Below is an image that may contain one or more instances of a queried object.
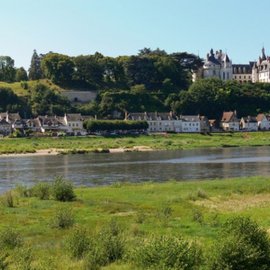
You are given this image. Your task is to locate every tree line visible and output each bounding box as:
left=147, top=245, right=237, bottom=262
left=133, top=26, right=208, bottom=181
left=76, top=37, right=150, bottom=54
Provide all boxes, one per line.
left=3, top=48, right=270, bottom=119
left=0, top=49, right=201, bottom=92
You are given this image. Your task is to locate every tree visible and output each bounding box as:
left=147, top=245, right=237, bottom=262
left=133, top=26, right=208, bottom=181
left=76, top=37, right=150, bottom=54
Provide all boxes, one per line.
left=15, top=67, right=28, bottom=82
left=41, top=53, right=75, bottom=85
left=28, top=50, right=43, bottom=80
left=0, top=87, right=27, bottom=114
left=29, top=83, right=71, bottom=115
left=73, top=54, right=104, bottom=89
left=210, top=217, right=270, bottom=270
left=0, top=56, right=16, bottom=82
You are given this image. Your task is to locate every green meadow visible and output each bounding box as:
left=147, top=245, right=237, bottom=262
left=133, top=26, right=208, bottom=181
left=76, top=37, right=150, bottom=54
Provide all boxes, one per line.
left=1, top=131, right=270, bottom=154
left=1, top=176, right=270, bottom=269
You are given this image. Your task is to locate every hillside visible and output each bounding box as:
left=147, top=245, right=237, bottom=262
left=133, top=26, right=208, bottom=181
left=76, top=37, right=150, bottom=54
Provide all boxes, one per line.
left=0, top=80, right=64, bottom=97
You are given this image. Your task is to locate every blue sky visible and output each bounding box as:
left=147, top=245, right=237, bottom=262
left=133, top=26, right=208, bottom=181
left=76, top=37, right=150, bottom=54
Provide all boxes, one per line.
left=2, top=0, right=269, bottom=69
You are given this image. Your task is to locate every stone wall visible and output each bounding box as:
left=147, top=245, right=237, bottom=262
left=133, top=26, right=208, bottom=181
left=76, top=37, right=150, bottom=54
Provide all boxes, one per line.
left=61, top=91, right=97, bottom=103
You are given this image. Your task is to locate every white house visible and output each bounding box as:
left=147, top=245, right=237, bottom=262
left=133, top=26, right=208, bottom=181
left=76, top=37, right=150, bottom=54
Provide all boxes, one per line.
left=0, top=119, right=11, bottom=136
left=257, top=114, right=270, bottom=130
left=220, top=111, right=240, bottom=131
left=126, top=112, right=182, bottom=133
left=240, top=116, right=258, bottom=131
left=59, top=113, right=87, bottom=135
left=181, top=115, right=210, bottom=133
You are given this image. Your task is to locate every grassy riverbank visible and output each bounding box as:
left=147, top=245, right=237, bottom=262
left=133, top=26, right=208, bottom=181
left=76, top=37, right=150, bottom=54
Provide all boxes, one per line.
left=1, top=176, right=270, bottom=269
left=1, top=132, right=270, bottom=155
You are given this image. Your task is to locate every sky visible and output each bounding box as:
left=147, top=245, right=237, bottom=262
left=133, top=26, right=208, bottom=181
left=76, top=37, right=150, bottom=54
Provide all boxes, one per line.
left=1, top=0, right=270, bottom=69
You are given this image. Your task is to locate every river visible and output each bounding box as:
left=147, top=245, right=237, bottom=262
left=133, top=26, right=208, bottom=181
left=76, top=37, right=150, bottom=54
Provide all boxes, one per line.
left=1, top=146, right=270, bottom=192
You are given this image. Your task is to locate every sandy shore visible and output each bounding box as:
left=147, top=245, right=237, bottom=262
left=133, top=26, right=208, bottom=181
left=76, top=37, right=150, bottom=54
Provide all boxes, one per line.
left=109, top=146, right=153, bottom=153
left=0, top=149, right=61, bottom=158
left=0, top=146, right=154, bottom=157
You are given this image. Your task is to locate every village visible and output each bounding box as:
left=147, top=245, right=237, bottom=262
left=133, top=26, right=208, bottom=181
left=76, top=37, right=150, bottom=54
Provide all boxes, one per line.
left=0, top=110, right=269, bottom=137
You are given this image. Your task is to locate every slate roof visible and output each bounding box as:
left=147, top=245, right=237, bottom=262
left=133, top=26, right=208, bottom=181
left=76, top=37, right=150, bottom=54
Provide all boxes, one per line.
left=242, top=116, right=257, bottom=123
left=126, top=112, right=179, bottom=121
left=65, top=113, right=83, bottom=121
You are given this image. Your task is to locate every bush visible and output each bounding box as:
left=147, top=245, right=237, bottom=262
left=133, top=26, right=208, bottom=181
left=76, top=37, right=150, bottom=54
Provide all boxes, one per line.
left=0, top=252, right=8, bottom=270
left=210, top=216, right=270, bottom=270
left=12, top=245, right=33, bottom=270
left=84, top=220, right=125, bottom=269
left=65, top=226, right=91, bottom=259
left=51, top=177, right=76, bottom=202
left=0, top=228, right=23, bottom=250
left=1, top=191, right=15, bottom=208
left=32, top=182, right=50, bottom=200
left=84, top=245, right=107, bottom=270
left=15, top=184, right=33, bottom=198
left=133, top=235, right=202, bottom=270
left=51, top=206, right=75, bottom=229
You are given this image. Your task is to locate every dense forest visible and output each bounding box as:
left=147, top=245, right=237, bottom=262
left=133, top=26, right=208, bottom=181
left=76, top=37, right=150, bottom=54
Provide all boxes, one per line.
left=1, top=49, right=270, bottom=119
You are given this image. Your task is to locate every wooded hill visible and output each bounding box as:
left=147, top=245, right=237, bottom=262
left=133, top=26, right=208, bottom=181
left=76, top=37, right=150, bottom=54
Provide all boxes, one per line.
left=1, top=49, right=270, bottom=119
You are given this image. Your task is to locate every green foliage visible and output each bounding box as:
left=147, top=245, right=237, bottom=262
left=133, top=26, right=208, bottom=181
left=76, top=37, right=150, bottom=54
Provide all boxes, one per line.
left=97, top=219, right=125, bottom=263
left=65, top=226, right=91, bottom=259
left=0, top=56, right=16, bottom=83
left=84, top=219, right=125, bottom=269
left=41, top=53, right=74, bottom=85
left=0, top=228, right=23, bottom=250
left=12, top=245, right=33, bottom=270
left=210, top=216, right=270, bottom=270
left=84, top=245, right=107, bottom=270
left=29, top=83, right=71, bottom=116
left=168, top=78, right=270, bottom=118
left=84, top=119, right=148, bottom=132
left=133, top=235, right=202, bottom=270
left=51, top=206, right=75, bottom=229
left=0, top=87, right=25, bottom=113
left=1, top=191, right=15, bottom=208
left=51, top=177, right=76, bottom=202
left=15, top=184, right=33, bottom=198
left=15, top=67, right=28, bottom=82
left=32, top=182, right=50, bottom=200
left=28, top=50, right=43, bottom=80
left=0, top=252, right=8, bottom=270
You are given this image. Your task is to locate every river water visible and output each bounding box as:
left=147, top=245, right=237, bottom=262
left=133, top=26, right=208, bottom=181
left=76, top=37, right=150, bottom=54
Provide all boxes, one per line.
left=1, top=146, right=270, bottom=192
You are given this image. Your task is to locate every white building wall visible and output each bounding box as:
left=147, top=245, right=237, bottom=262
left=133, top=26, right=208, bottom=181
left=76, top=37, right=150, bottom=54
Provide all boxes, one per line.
left=182, top=122, right=201, bottom=132
left=258, top=118, right=270, bottom=130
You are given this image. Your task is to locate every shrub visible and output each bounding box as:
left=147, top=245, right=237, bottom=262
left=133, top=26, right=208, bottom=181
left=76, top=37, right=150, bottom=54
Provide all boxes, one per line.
left=65, top=226, right=91, bottom=259
left=84, top=220, right=125, bottom=269
left=0, top=252, right=8, bottom=270
left=32, top=182, right=50, bottom=200
left=210, top=216, right=270, bottom=270
left=15, top=184, right=32, bottom=198
left=51, top=206, right=75, bottom=229
left=0, top=228, right=23, bottom=250
left=157, top=206, right=173, bottom=226
left=135, top=211, right=146, bottom=224
left=1, top=191, right=15, bottom=208
left=12, top=245, right=33, bottom=270
left=133, top=235, right=202, bottom=270
left=84, top=245, right=107, bottom=270
left=192, top=209, right=204, bottom=225
left=51, top=177, right=76, bottom=202
left=197, top=188, right=208, bottom=199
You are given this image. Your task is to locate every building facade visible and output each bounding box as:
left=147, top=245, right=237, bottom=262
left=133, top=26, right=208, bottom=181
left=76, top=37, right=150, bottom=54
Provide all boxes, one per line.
left=233, top=64, right=253, bottom=83
left=252, top=48, right=270, bottom=83
left=202, top=49, right=233, bottom=81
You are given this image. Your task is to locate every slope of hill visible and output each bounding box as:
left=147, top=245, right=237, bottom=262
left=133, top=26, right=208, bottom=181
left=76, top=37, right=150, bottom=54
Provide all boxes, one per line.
left=0, top=80, right=64, bottom=96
